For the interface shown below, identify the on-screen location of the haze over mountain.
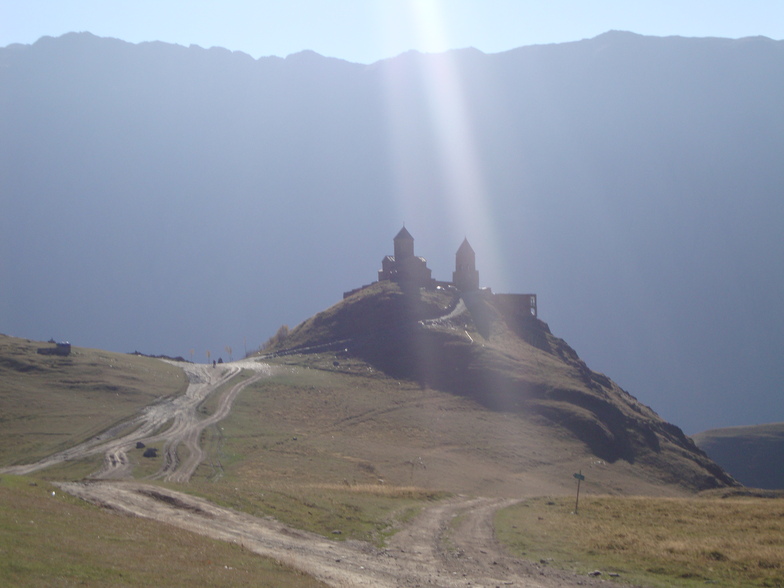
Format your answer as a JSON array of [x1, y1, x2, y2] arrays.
[[2, 31, 783, 434], [693, 422, 784, 489]]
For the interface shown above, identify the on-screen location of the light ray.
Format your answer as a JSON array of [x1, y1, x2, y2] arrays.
[[380, 0, 508, 290]]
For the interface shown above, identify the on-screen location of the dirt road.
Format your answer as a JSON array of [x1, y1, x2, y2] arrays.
[[141, 361, 272, 483], [5, 358, 610, 586], [0, 359, 272, 481], [59, 480, 608, 588]]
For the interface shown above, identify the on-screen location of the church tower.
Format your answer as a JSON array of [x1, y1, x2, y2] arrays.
[[393, 226, 414, 260], [378, 227, 433, 286], [453, 238, 479, 291]]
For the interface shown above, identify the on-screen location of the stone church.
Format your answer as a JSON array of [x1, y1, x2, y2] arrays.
[[345, 227, 480, 296], [344, 226, 537, 319], [377, 227, 434, 287], [377, 227, 480, 293]]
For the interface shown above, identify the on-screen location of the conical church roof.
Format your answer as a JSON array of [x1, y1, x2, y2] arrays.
[[457, 237, 474, 253], [394, 226, 414, 241]]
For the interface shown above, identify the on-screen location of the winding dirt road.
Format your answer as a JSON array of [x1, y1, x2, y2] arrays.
[[0, 359, 272, 481], [4, 358, 610, 587], [59, 480, 607, 588]]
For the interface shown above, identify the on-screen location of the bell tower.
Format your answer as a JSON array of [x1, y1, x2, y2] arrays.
[[393, 226, 414, 260], [378, 227, 433, 286], [453, 238, 479, 291]]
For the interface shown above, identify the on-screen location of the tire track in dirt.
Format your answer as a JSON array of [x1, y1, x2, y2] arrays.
[[5, 354, 614, 586], [154, 365, 271, 483], [58, 481, 609, 588], [0, 359, 273, 482]]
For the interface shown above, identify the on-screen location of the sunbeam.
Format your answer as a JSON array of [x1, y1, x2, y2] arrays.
[[380, 0, 509, 291]]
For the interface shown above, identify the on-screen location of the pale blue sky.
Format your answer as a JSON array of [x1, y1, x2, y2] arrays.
[[2, 0, 783, 63]]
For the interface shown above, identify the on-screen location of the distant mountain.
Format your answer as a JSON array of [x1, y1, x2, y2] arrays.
[[2, 31, 783, 434], [264, 280, 736, 491], [693, 423, 784, 489]]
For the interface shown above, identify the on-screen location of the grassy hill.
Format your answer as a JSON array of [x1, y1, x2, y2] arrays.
[[0, 334, 187, 468], [0, 294, 761, 587], [496, 493, 784, 588], [693, 423, 784, 489], [0, 337, 330, 586], [0, 475, 326, 587], [262, 281, 735, 492]]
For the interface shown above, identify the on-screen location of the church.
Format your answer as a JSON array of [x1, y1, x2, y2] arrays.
[[377, 227, 434, 287], [377, 226, 479, 292], [343, 226, 537, 317]]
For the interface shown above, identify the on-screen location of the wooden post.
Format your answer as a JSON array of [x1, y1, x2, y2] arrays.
[[573, 470, 585, 514]]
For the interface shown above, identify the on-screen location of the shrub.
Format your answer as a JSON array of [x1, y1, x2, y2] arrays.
[[262, 325, 290, 351]]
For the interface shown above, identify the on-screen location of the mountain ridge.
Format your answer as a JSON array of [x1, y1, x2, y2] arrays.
[[2, 30, 783, 434]]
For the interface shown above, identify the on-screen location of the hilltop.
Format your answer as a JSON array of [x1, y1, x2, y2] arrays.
[[1, 285, 735, 498], [0, 325, 748, 586], [263, 279, 735, 492]]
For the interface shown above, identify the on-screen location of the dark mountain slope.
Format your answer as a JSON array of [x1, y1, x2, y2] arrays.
[[264, 281, 736, 491], [693, 423, 784, 489], [2, 31, 783, 433]]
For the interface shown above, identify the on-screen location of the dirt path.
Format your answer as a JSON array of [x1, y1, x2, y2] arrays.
[[4, 357, 613, 586], [58, 480, 610, 587], [144, 362, 271, 483], [0, 359, 273, 481]]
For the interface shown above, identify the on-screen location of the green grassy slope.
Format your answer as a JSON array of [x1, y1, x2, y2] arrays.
[[169, 351, 723, 546], [0, 337, 344, 586], [693, 423, 784, 489], [0, 298, 747, 586], [0, 334, 187, 466], [0, 475, 326, 588]]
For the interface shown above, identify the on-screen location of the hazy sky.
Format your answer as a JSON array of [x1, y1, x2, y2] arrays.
[[3, 0, 784, 63]]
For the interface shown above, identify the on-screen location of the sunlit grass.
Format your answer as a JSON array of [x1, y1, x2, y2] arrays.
[[0, 335, 187, 467], [184, 367, 451, 545], [0, 475, 327, 587], [31, 454, 105, 482], [197, 369, 255, 417], [186, 476, 443, 546], [496, 495, 784, 587]]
